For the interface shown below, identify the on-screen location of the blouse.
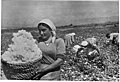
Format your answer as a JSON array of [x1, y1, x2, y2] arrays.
[[37, 38, 66, 65]]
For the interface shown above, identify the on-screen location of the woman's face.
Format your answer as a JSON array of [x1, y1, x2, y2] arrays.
[[38, 25, 52, 41]]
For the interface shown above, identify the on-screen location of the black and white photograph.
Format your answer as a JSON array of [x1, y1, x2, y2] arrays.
[[1, 0, 119, 81]]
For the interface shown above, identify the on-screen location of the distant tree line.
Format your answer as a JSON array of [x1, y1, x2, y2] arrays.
[[57, 21, 119, 29], [1, 21, 119, 34]]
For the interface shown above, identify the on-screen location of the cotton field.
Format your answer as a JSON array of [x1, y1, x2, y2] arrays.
[[1, 22, 119, 81]]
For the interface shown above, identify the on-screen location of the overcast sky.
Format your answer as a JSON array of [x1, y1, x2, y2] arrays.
[[2, 0, 119, 28]]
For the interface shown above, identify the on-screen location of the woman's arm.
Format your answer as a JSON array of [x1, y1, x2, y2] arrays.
[[42, 38, 66, 73], [41, 58, 63, 73], [31, 58, 63, 80]]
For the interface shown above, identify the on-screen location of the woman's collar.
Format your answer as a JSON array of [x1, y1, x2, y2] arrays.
[[44, 36, 53, 44]]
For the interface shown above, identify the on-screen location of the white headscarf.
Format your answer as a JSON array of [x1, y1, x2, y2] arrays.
[[80, 41, 88, 47], [39, 19, 56, 43]]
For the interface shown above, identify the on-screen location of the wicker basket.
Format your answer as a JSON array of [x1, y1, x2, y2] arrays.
[[1, 58, 42, 80]]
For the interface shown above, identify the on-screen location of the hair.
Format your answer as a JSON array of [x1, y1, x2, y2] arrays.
[[106, 33, 110, 38], [38, 23, 52, 31]]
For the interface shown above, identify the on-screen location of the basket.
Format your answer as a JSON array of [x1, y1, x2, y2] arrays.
[[1, 57, 42, 80]]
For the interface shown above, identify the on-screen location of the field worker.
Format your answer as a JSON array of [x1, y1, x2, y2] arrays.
[[64, 33, 76, 48], [106, 33, 119, 46], [31, 19, 66, 80], [76, 37, 100, 60]]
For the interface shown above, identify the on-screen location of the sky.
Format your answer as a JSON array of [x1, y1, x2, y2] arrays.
[[1, 0, 119, 28]]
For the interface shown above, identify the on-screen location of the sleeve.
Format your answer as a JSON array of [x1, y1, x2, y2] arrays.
[[56, 38, 66, 60]]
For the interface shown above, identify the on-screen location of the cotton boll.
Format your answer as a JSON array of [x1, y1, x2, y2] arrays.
[[81, 50, 84, 53], [7, 48, 11, 51], [88, 51, 93, 56]]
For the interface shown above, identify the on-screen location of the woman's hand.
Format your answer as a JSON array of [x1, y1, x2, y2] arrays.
[[31, 58, 63, 80], [31, 69, 45, 80]]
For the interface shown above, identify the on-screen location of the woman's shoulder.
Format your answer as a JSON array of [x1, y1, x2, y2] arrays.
[[55, 38, 64, 43], [55, 38, 65, 46], [55, 38, 66, 50]]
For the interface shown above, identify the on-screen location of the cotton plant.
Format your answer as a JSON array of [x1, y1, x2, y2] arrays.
[[2, 30, 42, 63]]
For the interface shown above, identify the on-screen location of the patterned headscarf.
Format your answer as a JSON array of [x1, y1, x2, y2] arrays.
[[39, 19, 56, 43]]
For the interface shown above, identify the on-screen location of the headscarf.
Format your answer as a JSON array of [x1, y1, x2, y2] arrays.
[[80, 41, 88, 47], [39, 19, 56, 43]]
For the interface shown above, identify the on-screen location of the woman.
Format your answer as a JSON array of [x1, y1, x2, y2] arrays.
[[64, 33, 76, 48], [106, 33, 119, 46], [32, 19, 66, 80], [74, 37, 100, 59]]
